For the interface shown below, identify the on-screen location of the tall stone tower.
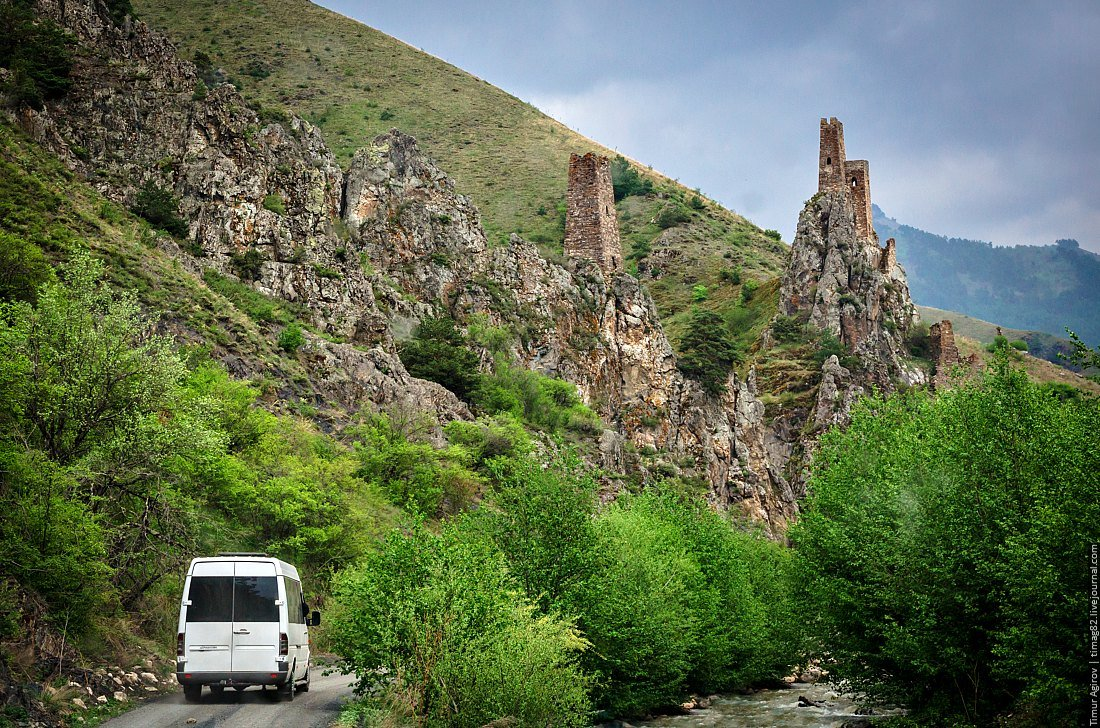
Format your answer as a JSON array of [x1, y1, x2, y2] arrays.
[[565, 152, 623, 276], [817, 117, 874, 241]]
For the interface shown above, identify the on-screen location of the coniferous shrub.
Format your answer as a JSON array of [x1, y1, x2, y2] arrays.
[[132, 180, 189, 237], [0, 3, 74, 109], [677, 307, 741, 395]]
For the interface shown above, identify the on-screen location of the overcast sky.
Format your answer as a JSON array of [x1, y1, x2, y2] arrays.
[[319, 0, 1100, 252]]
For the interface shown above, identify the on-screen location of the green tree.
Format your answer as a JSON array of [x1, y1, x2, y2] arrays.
[[399, 316, 482, 401], [791, 355, 1100, 725], [0, 232, 53, 302], [677, 307, 741, 395], [132, 180, 189, 237], [328, 524, 592, 727], [0, 2, 74, 109], [610, 155, 653, 201]]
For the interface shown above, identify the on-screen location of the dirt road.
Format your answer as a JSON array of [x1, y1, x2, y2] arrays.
[[99, 670, 355, 728]]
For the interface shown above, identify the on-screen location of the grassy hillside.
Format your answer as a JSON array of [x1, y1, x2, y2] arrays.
[[131, 0, 790, 342]]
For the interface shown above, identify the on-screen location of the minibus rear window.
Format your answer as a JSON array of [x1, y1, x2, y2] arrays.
[[186, 576, 233, 622], [186, 576, 278, 622], [234, 576, 279, 622]]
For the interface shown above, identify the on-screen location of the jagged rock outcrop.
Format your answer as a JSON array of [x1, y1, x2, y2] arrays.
[[779, 190, 923, 390], [339, 133, 798, 530], [16, 0, 466, 423]]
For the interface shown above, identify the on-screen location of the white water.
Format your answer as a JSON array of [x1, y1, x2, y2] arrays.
[[637, 682, 879, 727]]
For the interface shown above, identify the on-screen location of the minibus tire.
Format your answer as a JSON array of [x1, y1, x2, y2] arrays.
[[300, 667, 310, 693], [283, 665, 295, 702], [183, 684, 202, 702]]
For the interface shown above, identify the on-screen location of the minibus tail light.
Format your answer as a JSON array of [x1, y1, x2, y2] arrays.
[[279, 632, 288, 656], [177, 632, 185, 657]]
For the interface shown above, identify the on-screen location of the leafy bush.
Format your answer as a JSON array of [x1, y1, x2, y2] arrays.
[[655, 203, 690, 229], [473, 361, 601, 434], [202, 269, 290, 323], [262, 193, 286, 215], [905, 320, 932, 358], [132, 180, 189, 237], [677, 307, 741, 395], [763, 229, 782, 241], [351, 413, 483, 517], [379, 108, 395, 121], [740, 278, 759, 304], [278, 322, 304, 353], [791, 356, 1100, 725], [329, 524, 592, 728], [230, 248, 265, 281], [0, 232, 52, 302], [691, 284, 708, 302], [610, 155, 653, 201], [191, 79, 208, 101], [689, 194, 705, 210], [1010, 338, 1028, 351]]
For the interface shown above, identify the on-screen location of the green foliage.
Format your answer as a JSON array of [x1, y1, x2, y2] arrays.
[[719, 266, 742, 284], [791, 356, 1100, 725], [1010, 338, 1028, 351], [378, 108, 395, 121], [771, 314, 805, 344], [443, 414, 531, 469], [688, 194, 705, 210], [202, 269, 293, 324], [262, 193, 286, 215], [0, 254, 185, 464], [610, 155, 653, 201], [740, 278, 759, 304], [278, 322, 304, 353], [677, 307, 741, 395], [0, 2, 74, 109], [763, 229, 782, 241], [571, 491, 800, 716], [905, 320, 932, 358], [473, 360, 601, 435], [103, 0, 134, 25], [351, 413, 482, 517], [230, 248, 265, 281], [329, 524, 593, 728], [0, 232, 53, 302], [398, 316, 482, 402], [132, 180, 189, 237], [691, 283, 708, 302], [191, 78, 207, 101], [655, 202, 690, 229], [1063, 328, 1099, 373]]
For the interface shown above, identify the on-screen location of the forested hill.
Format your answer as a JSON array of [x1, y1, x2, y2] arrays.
[[875, 205, 1100, 345]]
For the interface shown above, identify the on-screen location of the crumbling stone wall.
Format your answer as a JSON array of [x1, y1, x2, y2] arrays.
[[879, 237, 898, 273], [817, 117, 874, 241], [565, 152, 623, 276], [929, 320, 961, 389]]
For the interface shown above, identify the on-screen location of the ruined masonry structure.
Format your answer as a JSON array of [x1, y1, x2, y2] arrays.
[[819, 117, 874, 241], [565, 152, 623, 276], [928, 320, 961, 390]]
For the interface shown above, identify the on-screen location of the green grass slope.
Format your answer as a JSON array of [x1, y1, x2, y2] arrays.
[[131, 0, 789, 344]]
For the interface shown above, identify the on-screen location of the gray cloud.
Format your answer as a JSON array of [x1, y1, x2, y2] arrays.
[[321, 0, 1100, 251]]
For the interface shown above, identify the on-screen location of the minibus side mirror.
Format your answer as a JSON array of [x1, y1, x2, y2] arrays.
[[309, 610, 321, 627]]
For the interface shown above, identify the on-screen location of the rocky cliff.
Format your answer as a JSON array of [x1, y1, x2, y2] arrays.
[[11, 2, 928, 536]]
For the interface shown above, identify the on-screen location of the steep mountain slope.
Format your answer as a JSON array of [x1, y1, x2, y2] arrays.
[[916, 305, 1081, 367], [130, 0, 790, 336], [874, 205, 1100, 345]]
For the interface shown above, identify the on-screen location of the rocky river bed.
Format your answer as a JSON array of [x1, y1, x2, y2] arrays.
[[634, 681, 892, 727]]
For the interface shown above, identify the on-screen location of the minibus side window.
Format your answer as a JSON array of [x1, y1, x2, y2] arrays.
[[282, 576, 304, 624], [234, 576, 279, 622], [186, 576, 233, 622]]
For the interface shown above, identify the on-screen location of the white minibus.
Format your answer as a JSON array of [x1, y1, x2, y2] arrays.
[[176, 553, 319, 701]]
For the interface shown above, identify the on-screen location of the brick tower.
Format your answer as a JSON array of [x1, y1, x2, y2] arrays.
[[564, 153, 623, 276], [818, 117, 874, 241]]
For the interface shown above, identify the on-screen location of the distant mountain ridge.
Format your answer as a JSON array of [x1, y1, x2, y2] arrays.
[[874, 205, 1100, 346]]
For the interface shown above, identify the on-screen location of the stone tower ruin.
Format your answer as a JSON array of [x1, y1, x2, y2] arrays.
[[818, 117, 874, 241], [565, 152, 623, 276]]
